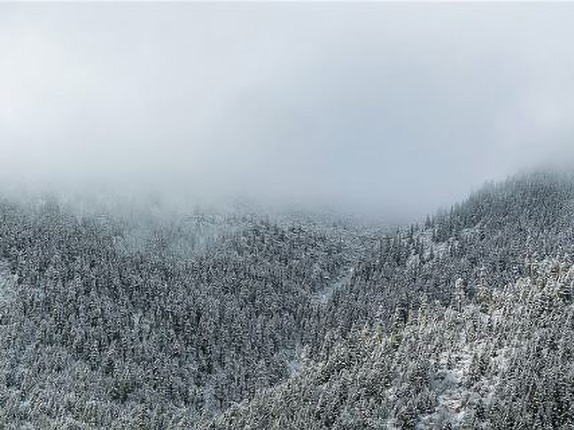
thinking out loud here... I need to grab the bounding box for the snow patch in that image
[417,346,473,429]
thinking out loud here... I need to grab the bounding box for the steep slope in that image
[205,259,574,429]
[0,200,364,428]
[202,169,574,429]
[1,169,574,428]
[313,169,574,352]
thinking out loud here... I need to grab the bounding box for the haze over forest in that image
[3,3,574,429]
[2,3,574,218]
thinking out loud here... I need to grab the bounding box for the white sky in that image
[1,3,574,218]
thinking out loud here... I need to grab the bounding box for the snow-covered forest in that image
[1,169,574,428]
[3,3,574,429]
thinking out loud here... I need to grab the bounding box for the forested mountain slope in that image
[312,170,574,357]
[0,201,367,428]
[206,258,574,429]
[0,169,573,428]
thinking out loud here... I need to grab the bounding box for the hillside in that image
[0,170,573,428]
[205,259,574,429]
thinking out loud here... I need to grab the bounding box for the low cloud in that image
[1,3,574,219]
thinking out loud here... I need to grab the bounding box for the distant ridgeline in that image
[0,169,573,429]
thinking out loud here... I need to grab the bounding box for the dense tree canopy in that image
[0,170,573,428]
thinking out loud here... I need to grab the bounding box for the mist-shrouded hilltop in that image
[0,168,572,429]
[4,3,574,429]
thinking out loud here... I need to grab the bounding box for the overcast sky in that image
[1,3,574,219]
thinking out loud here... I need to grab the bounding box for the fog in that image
[2,3,574,220]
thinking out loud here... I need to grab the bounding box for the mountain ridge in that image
[0,169,573,428]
